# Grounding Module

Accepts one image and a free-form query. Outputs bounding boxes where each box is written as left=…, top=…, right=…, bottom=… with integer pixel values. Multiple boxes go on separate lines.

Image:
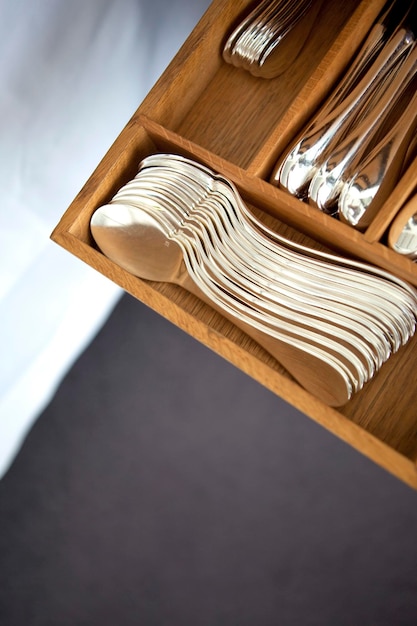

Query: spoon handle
left=178, top=270, right=352, bottom=407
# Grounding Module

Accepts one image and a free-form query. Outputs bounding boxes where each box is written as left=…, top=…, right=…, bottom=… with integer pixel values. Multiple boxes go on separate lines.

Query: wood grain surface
left=51, top=0, right=417, bottom=488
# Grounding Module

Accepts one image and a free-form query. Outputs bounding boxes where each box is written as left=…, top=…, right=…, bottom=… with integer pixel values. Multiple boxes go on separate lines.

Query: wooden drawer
left=51, top=0, right=417, bottom=488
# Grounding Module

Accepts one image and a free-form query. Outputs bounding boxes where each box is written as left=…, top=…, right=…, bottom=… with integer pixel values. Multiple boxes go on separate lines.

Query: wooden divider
left=52, top=0, right=417, bottom=488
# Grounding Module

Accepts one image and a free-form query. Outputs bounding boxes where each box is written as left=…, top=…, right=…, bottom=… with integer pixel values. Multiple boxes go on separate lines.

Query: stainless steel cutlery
left=270, top=0, right=417, bottom=235
left=222, top=0, right=323, bottom=78
left=90, top=154, right=417, bottom=406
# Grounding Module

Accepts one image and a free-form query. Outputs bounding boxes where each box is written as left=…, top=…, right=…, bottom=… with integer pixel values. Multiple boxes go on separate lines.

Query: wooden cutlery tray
left=52, top=0, right=417, bottom=488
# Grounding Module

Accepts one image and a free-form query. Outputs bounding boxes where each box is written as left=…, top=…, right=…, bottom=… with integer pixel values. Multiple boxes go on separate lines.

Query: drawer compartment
left=52, top=0, right=417, bottom=488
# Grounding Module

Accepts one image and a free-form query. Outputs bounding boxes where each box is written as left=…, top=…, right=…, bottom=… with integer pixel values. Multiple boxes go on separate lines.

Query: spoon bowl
left=90, top=203, right=185, bottom=283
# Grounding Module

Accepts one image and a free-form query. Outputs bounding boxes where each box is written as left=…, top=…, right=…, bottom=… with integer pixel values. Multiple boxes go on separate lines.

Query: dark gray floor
left=1, top=293, right=417, bottom=625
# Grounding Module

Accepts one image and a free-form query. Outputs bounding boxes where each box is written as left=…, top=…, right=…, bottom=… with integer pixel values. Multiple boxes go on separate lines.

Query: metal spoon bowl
left=388, top=192, right=417, bottom=258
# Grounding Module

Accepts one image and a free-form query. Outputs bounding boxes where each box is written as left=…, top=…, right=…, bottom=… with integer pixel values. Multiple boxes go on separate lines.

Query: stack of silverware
left=222, top=0, right=323, bottom=78
left=388, top=192, right=417, bottom=257
left=271, top=0, right=417, bottom=230
left=91, top=153, right=417, bottom=407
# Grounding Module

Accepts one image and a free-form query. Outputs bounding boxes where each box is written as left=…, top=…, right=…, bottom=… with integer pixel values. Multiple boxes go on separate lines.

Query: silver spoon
left=338, top=86, right=417, bottom=229
left=222, top=0, right=319, bottom=78
left=271, top=25, right=415, bottom=197
left=111, top=180, right=378, bottom=383
left=90, top=202, right=355, bottom=406
left=112, top=166, right=414, bottom=385
left=388, top=192, right=417, bottom=258
left=137, top=154, right=417, bottom=344
left=307, top=42, right=417, bottom=214
left=126, top=166, right=394, bottom=368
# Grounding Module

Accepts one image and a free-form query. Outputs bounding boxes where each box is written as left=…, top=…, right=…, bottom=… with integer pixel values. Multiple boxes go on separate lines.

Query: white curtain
left=0, top=0, right=210, bottom=477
